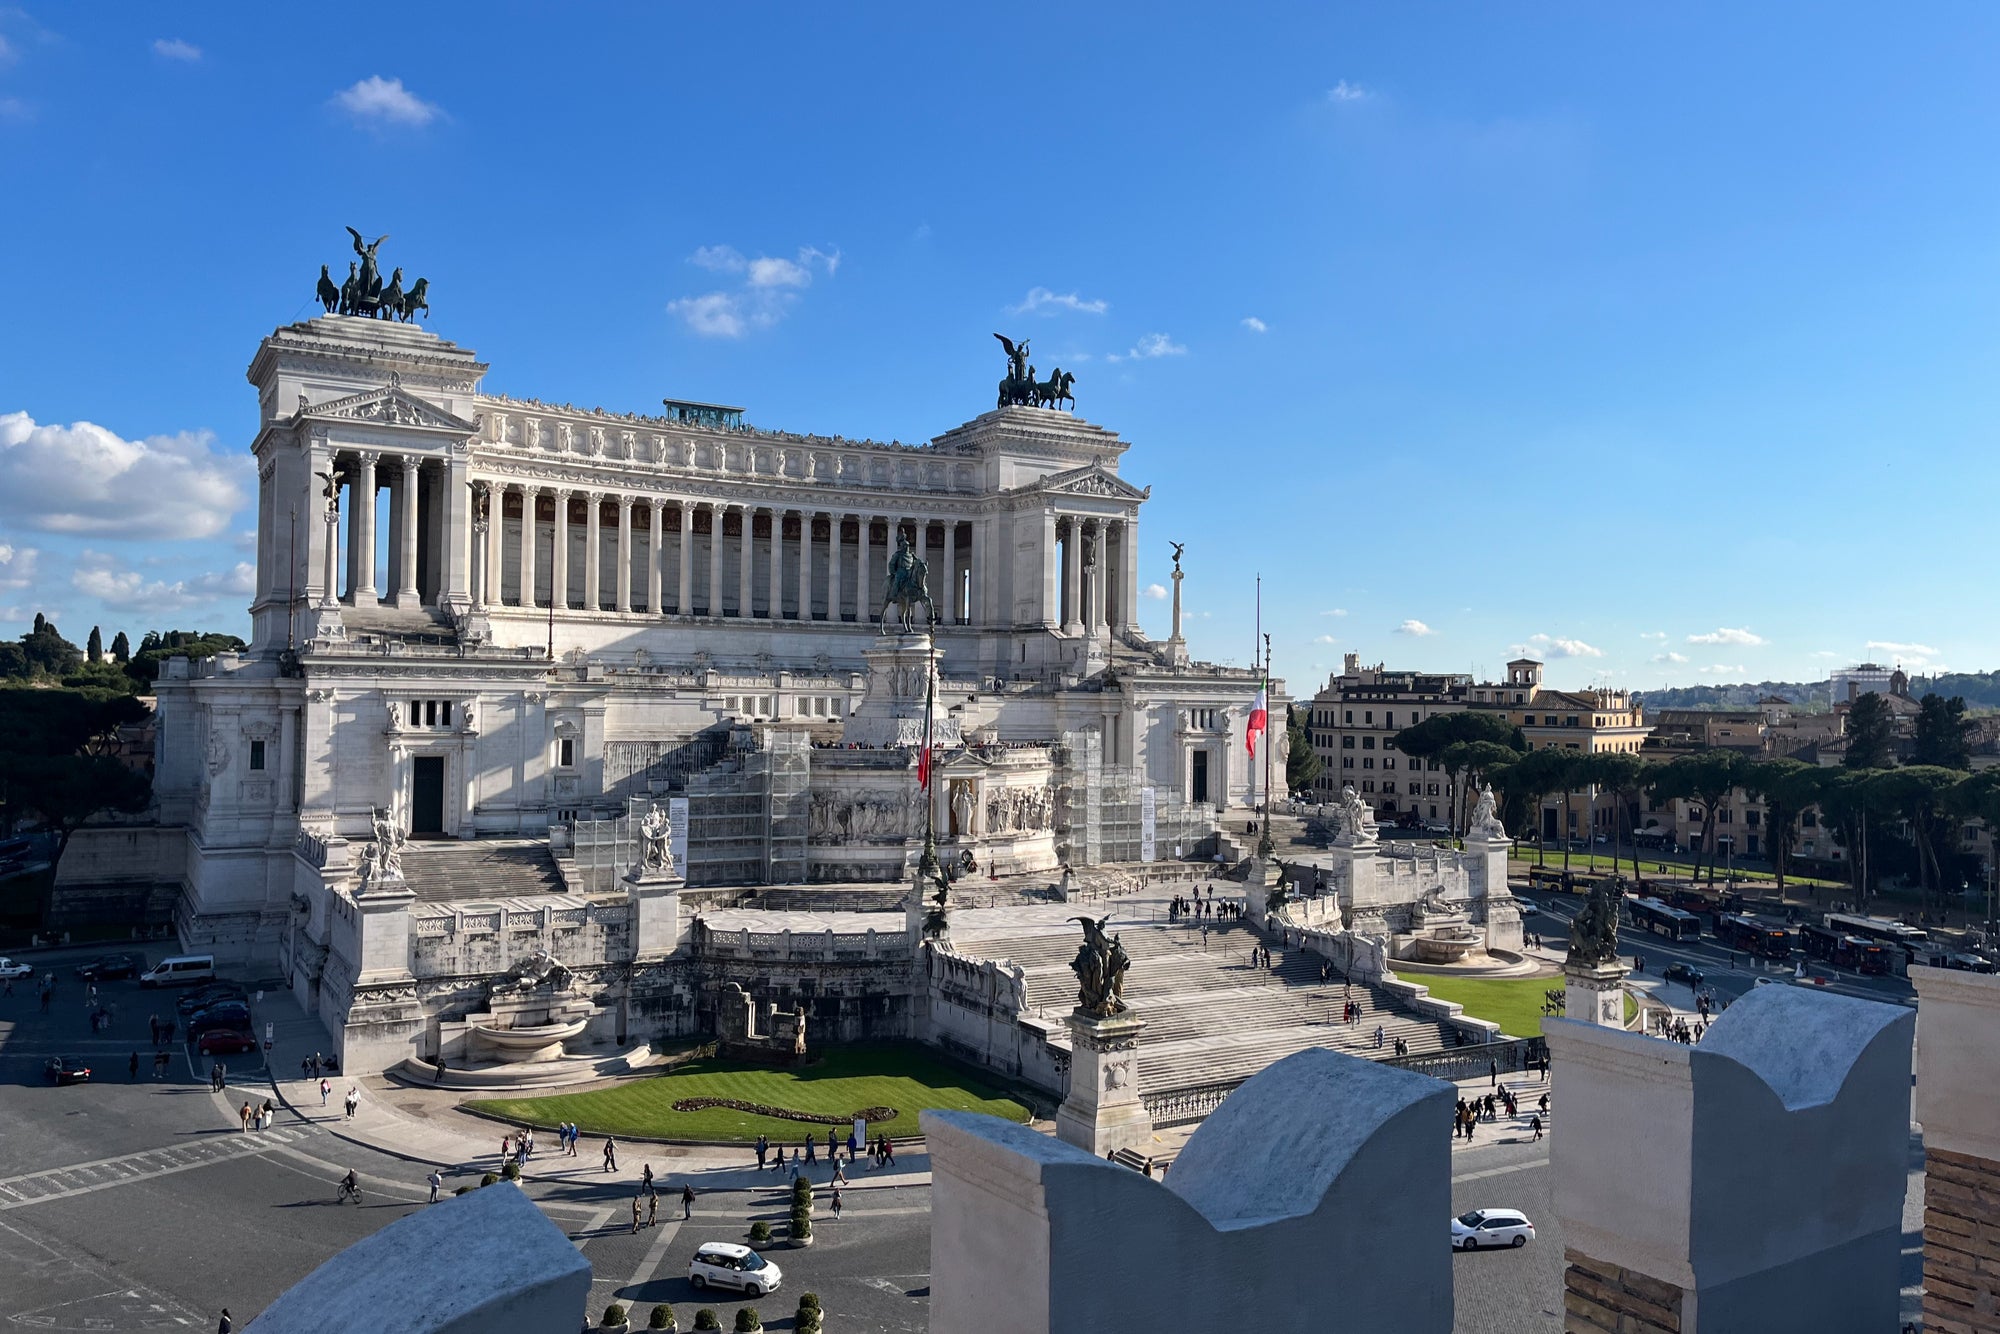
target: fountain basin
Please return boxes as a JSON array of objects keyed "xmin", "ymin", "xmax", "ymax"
[
  {"xmin": 471, "ymin": 1017, "xmax": 589, "ymax": 1063},
  {"xmin": 1414, "ymin": 930, "xmax": 1481, "ymax": 964}
]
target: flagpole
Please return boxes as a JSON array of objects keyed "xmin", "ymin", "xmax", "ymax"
[{"xmin": 1253, "ymin": 575, "xmax": 1260, "ymax": 828}]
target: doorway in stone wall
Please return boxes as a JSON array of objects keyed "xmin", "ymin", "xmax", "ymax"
[
  {"xmin": 411, "ymin": 756, "xmax": 445, "ymax": 837},
  {"xmin": 1191, "ymin": 750, "xmax": 1209, "ymax": 806}
]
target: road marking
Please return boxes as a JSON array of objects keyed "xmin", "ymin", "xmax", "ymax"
[
  {"xmin": 628, "ymin": 1219, "xmax": 683, "ymax": 1287},
  {"xmin": 0, "ymin": 1214, "xmax": 201, "ymax": 1327},
  {"xmin": 1454, "ymin": 1154, "xmax": 1549, "ymax": 1183},
  {"xmin": 0, "ymin": 1130, "xmax": 309, "ymax": 1211},
  {"xmin": 571, "ymin": 1207, "xmax": 616, "ymax": 1249}
]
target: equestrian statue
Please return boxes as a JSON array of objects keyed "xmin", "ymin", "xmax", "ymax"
[
  {"xmin": 879, "ymin": 525, "xmax": 936, "ymax": 633},
  {"xmin": 994, "ymin": 333, "xmax": 1077, "ymax": 411},
  {"xmin": 317, "ymin": 228, "xmax": 432, "ymax": 322}
]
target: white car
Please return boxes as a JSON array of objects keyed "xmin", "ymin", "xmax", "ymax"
[
  {"xmin": 688, "ymin": 1241, "xmax": 783, "ymax": 1296},
  {"xmin": 0, "ymin": 957, "xmax": 34, "ymax": 981},
  {"xmin": 1451, "ymin": 1207, "xmax": 1537, "ymax": 1250}
]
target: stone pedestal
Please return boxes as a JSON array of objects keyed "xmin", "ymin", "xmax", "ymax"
[
  {"xmin": 1910, "ymin": 966, "xmax": 2000, "ymax": 1333},
  {"xmin": 624, "ymin": 865, "xmax": 684, "ymax": 962},
  {"xmin": 353, "ymin": 883, "xmax": 416, "ymax": 983},
  {"xmin": 843, "ymin": 633, "xmax": 963, "ymax": 748},
  {"xmin": 1564, "ymin": 960, "xmax": 1631, "ymax": 1028},
  {"xmin": 1163, "ymin": 568, "xmax": 1189, "ymax": 667},
  {"xmin": 1056, "ymin": 1010, "xmax": 1153, "ymax": 1157}
]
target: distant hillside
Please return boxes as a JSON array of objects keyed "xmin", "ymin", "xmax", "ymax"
[{"xmin": 1640, "ymin": 668, "xmax": 2000, "ymax": 712}]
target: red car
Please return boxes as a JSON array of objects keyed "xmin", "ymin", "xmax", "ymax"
[{"xmin": 197, "ymin": 1028, "xmax": 260, "ymax": 1056}]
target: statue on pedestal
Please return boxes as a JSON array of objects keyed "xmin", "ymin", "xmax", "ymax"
[
  {"xmin": 369, "ymin": 805, "xmax": 406, "ymax": 884},
  {"xmin": 880, "ymin": 527, "xmax": 935, "ymax": 633},
  {"xmin": 1069, "ymin": 915, "xmax": 1132, "ymax": 1018},
  {"xmin": 637, "ymin": 804, "xmax": 675, "ymax": 878},
  {"xmin": 1468, "ymin": 784, "xmax": 1505, "ymax": 840},
  {"xmin": 1566, "ymin": 878, "xmax": 1623, "ymax": 967}
]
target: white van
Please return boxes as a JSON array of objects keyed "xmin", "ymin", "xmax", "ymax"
[{"xmin": 139, "ymin": 954, "xmax": 216, "ymax": 987}]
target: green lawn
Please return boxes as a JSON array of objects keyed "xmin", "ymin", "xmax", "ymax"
[
  {"xmin": 1414, "ymin": 974, "xmax": 1636, "ymax": 1037},
  {"xmin": 465, "ymin": 1043, "xmax": 1031, "ymax": 1144}
]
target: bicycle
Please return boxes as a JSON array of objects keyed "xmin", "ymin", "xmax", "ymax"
[{"xmin": 336, "ymin": 1180, "xmax": 362, "ymax": 1205}]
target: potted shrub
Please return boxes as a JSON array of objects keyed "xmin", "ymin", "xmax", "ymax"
[
  {"xmin": 788, "ymin": 1202, "xmax": 814, "ymax": 1247},
  {"xmin": 693, "ymin": 1311, "xmax": 720, "ymax": 1332},
  {"xmin": 733, "ymin": 1308, "xmax": 761, "ymax": 1334},
  {"xmin": 601, "ymin": 1304, "xmax": 629, "ymax": 1334},
  {"xmin": 501, "ymin": 1160, "xmax": 522, "ymax": 1183},
  {"xmin": 479, "ymin": 1172, "xmax": 499, "ymax": 1187},
  {"xmin": 647, "ymin": 1306, "xmax": 675, "ymax": 1331},
  {"xmin": 795, "ymin": 1294, "xmax": 822, "ymax": 1334},
  {"xmin": 748, "ymin": 1220, "xmax": 772, "ymax": 1246},
  {"xmin": 791, "ymin": 1177, "xmax": 814, "ymax": 1209}
]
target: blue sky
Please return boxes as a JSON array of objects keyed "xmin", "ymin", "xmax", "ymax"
[{"xmin": 3, "ymin": 5, "xmax": 1999, "ymax": 696}]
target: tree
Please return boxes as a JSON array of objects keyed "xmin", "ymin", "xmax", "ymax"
[
  {"xmin": 1439, "ymin": 739, "xmax": 1522, "ymax": 835},
  {"xmin": 1586, "ymin": 752, "xmax": 1650, "ymax": 883},
  {"xmin": 86, "ymin": 626, "xmax": 103, "ymax": 664},
  {"xmin": 0, "ymin": 688, "xmax": 153, "ymax": 889},
  {"xmin": 1816, "ymin": 769, "xmax": 1877, "ymax": 904},
  {"xmin": 13, "ymin": 616, "xmax": 82, "ymax": 678},
  {"xmin": 1866, "ymin": 765, "xmax": 1965, "ymax": 913},
  {"xmin": 125, "ymin": 630, "xmax": 248, "ymax": 684},
  {"xmin": 110, "ymin": 631, "xmax": 130, "ymax": 664},
  {"xmin": 1843, "ymin": 693, "xmax": 1895, "ymax": 770},
  {"xmin": 1647, "ymin": 749, "xmax": 1747, "ymax": 885},
  {"xmin": 1498, "ymin": 747, "xmax": 1571, "ymax": 865},
  {"xmin": 1395, "ymin": 711, "xmax": 1521, "ymax": 832},
  {"xmin": 1912, "ymin": 694, "xmax": 1971, "ymax": 770},
  {"xmin": 1743, "ymin": 758, "xmax": 1822, "ymax": 899},
  {"xmin": 1284, "ymin": 705, "xmax": 1322, "ymax": 793}
]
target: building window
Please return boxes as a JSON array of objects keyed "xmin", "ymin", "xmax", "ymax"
[
  {"xmin": 249, "ymin": 740, "xmax": 266, "ymax": 771},
  {"xmin": 1363, "ymin": 757, "xmax": 1374, "ymax": 769},
  {"xmin": 1746, "ymin": 810, "xmax": 1761, "ymax": 827},
  {"xmin": 1342, "ymin": 736, "xmax": 1355, "ymax": 749},
  {"xmin": 1428, "ymin": 783, "xmax": 1440, "ymax": 796},
  {"xmin": 1719, "ymin": 809, "xmax": 1733, "ymax": 824},
  {"xmin": 1342, "ymin": 757, "xmax": 1354, "ymax": 769},
  {"xmin": 1382, "ymin": 781, "xmax": 1396, "ymax": 794},
  {"xmin": 557, "ymin": 738, "xmax": 575, "ymax": 768},
  {"xmin": 1365, "ymin": 711, "xmax": 1374, "ymax": 725},
  {"xmin": 1344, "ymin": 710, "xmax": 1353, "ymax": 724},
  {"xmin": 1362, "ymin": 737, "xmax": 1375, "ymax": 750},
  {"xmin": 1362, "ymin": 780, "xmax": 1374, "ymax": 793},
  {"xmin": 1383, "ymin": 711, "xmax": 1394, "ymax": 727},
  {"xmin": 1564, "ymin": 716, "xmax": 1578, "ymax": 727}
]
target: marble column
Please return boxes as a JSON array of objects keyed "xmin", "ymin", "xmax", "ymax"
[
  {"xmin": 442, "ymin": 455, "xmax": 473, "ymax": 613},
  {"xmin": 1118, "ymin": 516, "xmax": 1141, "ymax": 634},
  {"xmin": 940, "ymin": 522, "xmax": 958, "ymax": 626},
  {"xmin": 797, "ymin": 511, "xmax": 815, "ymax": 620},
  {"xmin": 737, "ymin": 504, "xmax": 753, "ymax": 617},
  {"xmin": 968, "ymin": 518, "xmax": 986, "ymax": 626},
  {"xmin": 342, "ymin": 456, "xmax": 361, "ymax": 605},
  {"xmin": 394, "ymin": 456, "xmax": 421, "ymax": 608},
  {"xmin": 1041, "ymin": 509, "xmax": 1059, "ymax": 629},
  {"xmin": 828, "ymin": 514, "xmax": 845, "ymax": 623},
  {"xmin": 352, "ymin": 451, "xmax": 378, "ymax": 606},
  {"xmin": 646, "ymin": 500, "xmax": 663, "ymax": 614},
  {"xmin": 479, "ymin": 483, "xmax": 501, "ymax": 609},
  {"xmin": 1088, "ymin": 519, "xmax": 1108, "ymax": 633},
  {"xmin": 552, "ymin": 490, "xmax": 570, "ymax": 609},
  {"xmin": 518, "ymin": 487, "xmax": 538, "ymax": 607},
  {"xmin": 470, "ymin": 494, "xmax": 489, "ymax": 610},
  {"xmin": 706, "ymin": 503, "xmax": 724, "ymax": 616},
  {"xmin": 856, "ymin": 516, "xmax": 876, "ymax": 627},
  {"xmin": 764, "ymin": 509, "xmax": 782, "ymax": 618},
  {"xmin": 1061, "ymin": 516, "xmax": 1082, "ymax": 635},
  {"xmin": 615, "ymin": 495, "xmax": 634, "ymax": 613},
  {"xmin": 319, "ymin": 488, "xmax": 341, "ymax": 610},
  {"xmin": 583, "ymin": 492, "xmax": 603, "ymax": 612},
  {"xmin": 676, "ymin": 503, "xmax": 693, "ymax": 615}
]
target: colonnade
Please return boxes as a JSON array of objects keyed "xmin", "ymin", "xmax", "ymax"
[
  {"xmin": 326, "ymin": 449, "xmax": 452, "ymax": 610},
  {"xmin": 1052, "ymin": 513, "xmax": 1134, "ymax": 636},
  {"xmin": 474, "ymin": 488, "xmax": 988, "ymax": 625}
]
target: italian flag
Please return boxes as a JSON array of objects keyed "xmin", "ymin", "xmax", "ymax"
[
  {"xmin": 917, "ymin": 744, "xmax": 933, "ymax": 790},
  {"xmin": 1246, "ymin": 680, "xmax": 1268, "ymax": 756}
]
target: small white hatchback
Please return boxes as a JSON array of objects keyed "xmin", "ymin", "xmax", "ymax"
[
  {"xmin": 1451, "ymin": 1208, "xmax": 1537, "ymax": 1250},
  {"xmin": 689, "ymin": 1242, "xmax": 784, "ymax": 1296}
]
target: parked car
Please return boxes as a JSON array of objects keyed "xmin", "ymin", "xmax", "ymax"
[
  {"xmin": 0, "ymin": 957, "xmax": 33, "ymax": 981},
  {"xmin": 186, "ymin": 1002, "xmax": 254, "ymax": 1038},
  {"xmin": 1661, "ymin": 963, "xmax": 1704, "ymax": 988},
  {"xmin": 1451, "ymin": 1208, "xmax": 1536, "ymax": 1251},
  {"xmin": 176, "ymin": 983, "xmax": 247, "ymax": 1016},
  {"xmin": 197, "ymin": 1028, "xmax": 261, "ymax": 1056},
  {"xmin": 45, "ymin": 1056, "xmax": 92, "ymax": 1085},
  {"xmin": 1517, "ymin": 902, "xmax": 1541, "ymax": 917},
  {"xmin": 688, "ymin": 1242, "xmax": 783, "ymax": 1296},
  {"xmin": 75, "ymin": 953, "xmax": 144, "ymax": 981}
]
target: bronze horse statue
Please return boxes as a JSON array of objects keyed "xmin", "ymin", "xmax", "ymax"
[
  {"xmin": 879, "ymin": 526, "xmax": 936, "ymax": 633},
  {"xmin": 1033, "ymin": 368, "xmax": 1075, "ymax": 411},
  {"xmin": 395, "ymin": 277, "xmax": 430, "ymax": 323}
]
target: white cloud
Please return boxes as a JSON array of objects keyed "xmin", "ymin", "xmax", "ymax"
[
  {"xmin": 1652, "ymin": 650, "xmax": 1689, "ymax": 665},
  {"xmin": 1528, "ymin": 633, "xmax": 1603, "ymax": 659},
  {"xmin": 1010, "ymin": 287, "xmax": 1108, "ymax": 316},
  {"xmin": 1319, "ymin": 608, "xmax": 1347, "ymax": 617},
  {"xmin": 0, "ymin": 540, "xmax": 39, "ymax": 591},
  {"xmin": 1108, "ymin": 332, "xmax": 1188, "ymax": 362},
  {"xmin": 1639, "ymin": 631, "xmax": 1666, "ymax": 641},
  {"xmin": 671, "ymin": 245, "xmax": 839, "ymax": 338},
  {"xmin": 1698, "ymin": 664, "xmax": 1745, "ymax": 676},
  {"xmin": 72, "ymin": 554, "xmax": 254, "ymax": 613},
  {"xmin": 152, "ymin": 38, "xmax": 201, "ymax": 61},
  {"xmin": 1686, "ymin": 627, "xmax": 1765, "ymax": 646},
  {"xmin": 1395, "ymin": 619, "xmax": 1433, "ymax": 637},
  {"xmin": 1314, "ymin": 634, "xmax": 1338, "ymax": 645},
  {"xmin": 0, "ymin": 412, "xmax": 249, "ymax": 539},
  {"xmin": 333, "ymin": 76, "xmax": 441, "ymax": 128},
  {"xmin": 1809, "ymin": 650, "xmax": 1841, "ymax": 660},
  {"xmin": 1142, "ymin": 583, "xmax": 1167, "ymax": 600},
  {"xmin": 1240, "ymin": 316, "xmax": 1267, "ymax": 333},
  {"xmin": 1327, "ymin": 80, "xmax": 1370, "ymax": 103},
  {"xmin": 1865, "ymin": 639, "xmax": 1937, "ymax": 657}
]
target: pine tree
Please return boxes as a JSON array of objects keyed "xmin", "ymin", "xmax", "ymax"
[
  {"xmin": 110, "ymin": 631, "xmax": 130, "ymax": 664},
  {"xmin": 87, "ymin": 626, "xmax": 103, "ymax": 663}
]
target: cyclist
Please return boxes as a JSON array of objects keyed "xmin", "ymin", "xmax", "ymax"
[{"xmin": 337, "ymin": 1169, "xmax": 360, "ymax": 1203}]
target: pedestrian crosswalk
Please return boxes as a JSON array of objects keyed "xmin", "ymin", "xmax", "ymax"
[{"xmin": 0, "ymin": 1127, "xmax": 313, "ymax": 1211}]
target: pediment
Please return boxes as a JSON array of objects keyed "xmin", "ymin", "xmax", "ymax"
[
  {"xmin": 301, "ymin": 383, "xmax": 475, "ymax": 434},
  {"xmin": 1033, "ymin": 461, "xmax": 1150, "ymax": 502}
]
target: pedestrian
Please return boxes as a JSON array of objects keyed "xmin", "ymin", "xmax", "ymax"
[
  {"xmin": 524, "ymin": 1128, "xmax": 535, "ymax": 1161},
  {"xmin": 630, "ymin": 1194, "xmax": 642, "ymax": 1234},
  {"xmin": 218, "ymin": 1309, "xmax": 232, "ymax": 1334},
  {"xmin": 568, "ymin": 1123, "xmax": 579, "ymax": 1157},
  {"xmin": 319, "ymin": 1077, "xmax": 330, "ymax": 1107},
  {"xmin": 501, "ymin": 1135, "xmax": 512, "ymax": 1165},
  {"xmin": 129, "ymin": 1051, "xmax": 139, "ymax": 1080},
  {"xmin": 261, "ymin": 1099, "xmax": 274, "ymax": 1129},
  {"xmin": 239, "ymin": 1102, "xmax": 252, "ymax": 1132},
  {"xmin": 832, "ymin": 1159, "xmax": 847, "ymax": 1185},
  {"xmin": 827, "ymin": 1127, "xmax": 838, "ymax": 1161},
  {"xmin": 153, "ymin": 1051, "xmax": 169, "ymax": 1079},
  {"xmin": 642, "ymin": 1162, "xmax": 654, "ymax": 1192},
  {"xmin": 434, "ymin": 1055, "xmax": 447, "ymax": 1084},
  {"xmin": 1538, "ymin": 1092, "xmax": 1550, "ymax": 1116},
  {"xmin": 344, "ymin": 1087, "xmax": 359, "ymax": 1120},
  {"xmin": 755, "ymin": 1134, "xmax": 768, "ymax": 1169},
  {"xmin": 804, "ymin": 1135, "xmax": 816, "ymax": 1165},
  {"xmin": 1530, "ymin": 1115, "xmax": 1543, "ymax": 1141},
  {"xmin": 647, "ymin": 1189, "xmax": 658, "ymax": 1228},
  {"xmin": 423, "ymin": 1167, "xmax": 443, "ymax": 1202},
  {"xmin": 149, "ymin": 1014, "xmax": 160, "ymax": 1045},
  {"xmin": 1636, "ymin": 954, "xmax": 1645, "ymax": 973},
  {"xmin": 883, "ymin": 1136, "xmax": 895, "ymax": 1167},
  {"xmin": 1489, "ymin": 1058, "xmax": 1499, "ymax": 1088},
  {"xmin": 830, "ymin": 1186, "xmax": 842, "ymax": 1220},
  {"xmin": 773, "ymin": 1145, "xmax": 786, "ymax": 1174},
  {"xmin": 603, "ymin": 1137, "xmax": 617, "ymax": 1173},
  {"xmin": 681, "ymin": 1183, "xmax": 695, "ymax": 1220},
  {"xmin": 1373, "ymin": 1024, "xmax": 1384, "ymax": 1049}
]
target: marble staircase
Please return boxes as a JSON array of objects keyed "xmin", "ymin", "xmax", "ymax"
[{"xmin": 396, "ymin": 839, "xmax": 568, "ymax": 903}]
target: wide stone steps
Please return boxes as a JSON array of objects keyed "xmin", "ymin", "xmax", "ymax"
[{"xmin": 397, "ymin": 840, "xmax": 567, "ymax": 903}]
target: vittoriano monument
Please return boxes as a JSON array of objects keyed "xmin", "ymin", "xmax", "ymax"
[
  {"xmin": 316, "ymin": 228, "xmax": 431, "ymax": 323},
  {"xmin": 880, "ymin": 525, "xmax": 937, "ymax": 633},
  {"xmin": 993, "ymin": 333, "xmax": 1076, "ymax": 410},
  {"xmin": 1069, "ymin": 915, "xmax": 1132, "ymax": 1017}
]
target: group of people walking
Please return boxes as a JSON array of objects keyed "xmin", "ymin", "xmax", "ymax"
[{"xmin": 1168, "ymin": 886, "xmax": 1237, "ymax": 922}]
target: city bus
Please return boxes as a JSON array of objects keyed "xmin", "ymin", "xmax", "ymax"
[
  {"xmin": 1628, "ymin": 897, "xmax": 1702, "ymax": 942},
  {"xmin": 1801, "ymin": 923, "xmax": 1889, "ymax": 974},
  {"xmin": 1823, "ymin": 913, "xmax": 1929, "ymax": 962},
  {"xmin": 1525, "ymin": 868, "xmax": 1619, "ymax": 895},
  {"xmin": 1716, "ymin": 913, "xmax": 1795, "ymax": 960},
  {"xmin": 1666, "ymin": 885, "xmax": 1745, "ymax": 919}
]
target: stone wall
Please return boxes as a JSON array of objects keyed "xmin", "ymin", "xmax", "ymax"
[
  {"xmin": 1562, "ymin": 1249, "xmax": 1684, "ymax": 1334},
  {"xmin": 1921, "ymin": 1147, "xmax": 2000, "ymax": 1333},
  {"xmin": 923, "ymin": 941, "xmax": 1067, "ymax": 1097}
]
